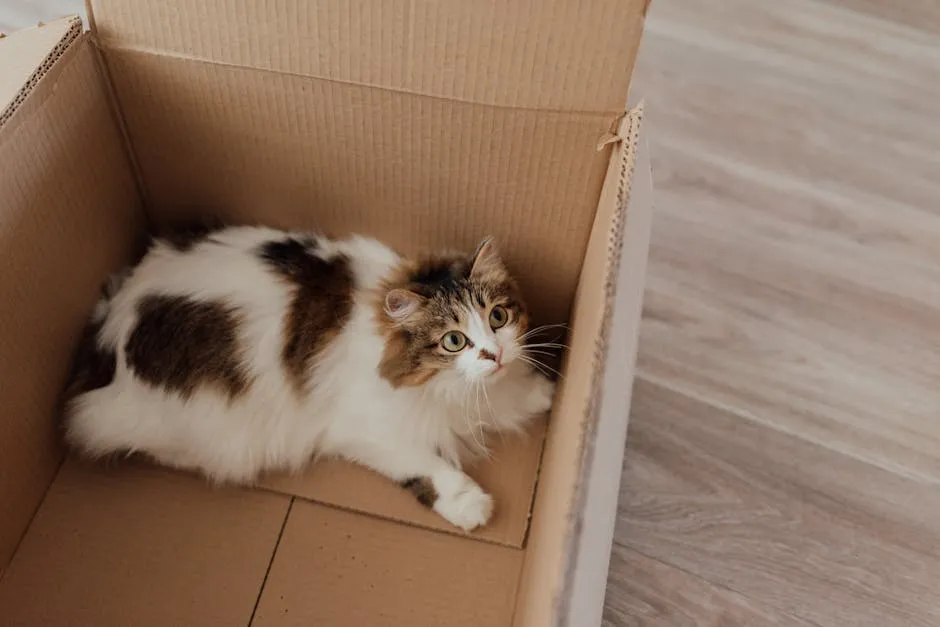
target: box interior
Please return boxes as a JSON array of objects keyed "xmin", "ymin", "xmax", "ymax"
[{"xmin": 0, "ymin": 3, "xmax": 651, "ymax": 624}]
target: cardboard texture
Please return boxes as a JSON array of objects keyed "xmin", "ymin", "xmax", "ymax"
[
  {"xmin": 0, "ymin": 2, "xmax": 653, "ymax": 624},
  {"xmin": 102, "ymin": 47, "xmax": 613, "ymax": 324},
  {"xmin": 253, "ymin": 501, "xmax": 523, "ymax": 627},
  {"xmin": 0, "ymin": 19, "xmax": 141, "ymax": 571},
  {"xmin": 261, "ymin": 419, "xmax": 546, "ymax": 547},
  {"xmin": 90, "ymin": 0, "xmax": 646, "ymax": 110},
  {"xmin": 0, "ymin": 461, "xmax": 291, "ymax": 627},
  {"xmin": 561, "ymin": 113, "xmax": 653, "ymax": 627},
  {"xmin": 512, "ymin": 108, "xmax": 647, "ymax": 627},
  {"xmin": 0, "ymin": 18, "xmax": 80, "ymax": 126}
]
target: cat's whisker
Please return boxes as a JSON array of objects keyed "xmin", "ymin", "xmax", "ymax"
[
  {"xmin": 518, "ymin": 355, "xmax": 565, "ymax": 380},
  {"xmin": 518, "ymin": 324, "xmax": 570, "ymax": 342},
  {"xmin": 523, "ymin": 342, "xmax": 569, "ymax": 350},
  {"xmin": 460, "ymin": 380, "xmax": 486, "ymax": 456},
  {"xmin": 522, "ymin": 348, "xmax": 557, "ymax": 358},
  {"xmin": 468, "ymin": 381, "xmax": 489, "ymax": 457},
  {"xmin": 480, "ymin": 381, "xmax": 505, "ymax": 445}
]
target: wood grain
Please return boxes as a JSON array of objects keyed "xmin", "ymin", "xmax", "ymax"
[
  {"xmin": 603, "ymin": 545, "xmax": 813, "ymax": 627},
  {"xmin": 616, "ymin": 380, "xmax": 940, "ymax": 627},
  {"xmin": 634, "ymin": 0, "xmax": 940, "ymax": 483},
  {"xmin": 606, "ymin": 0, "xmax": 940, "ymax": 624}
]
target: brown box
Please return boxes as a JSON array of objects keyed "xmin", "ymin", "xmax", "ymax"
[{"xmin": 0, "ymin": 3, "xmax": 652, "ymax": 625}]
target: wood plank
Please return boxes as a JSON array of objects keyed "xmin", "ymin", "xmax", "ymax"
[
  {"xmin": 615, "ymin": 379, "xmax": 940, "ymax": 627},
  {"xmin": 603, "ymin": 544, "xmax": 812, "ymax": 627},
  {"xmin": 631, "ymin": 0, "xmax": 940, "ymax": 482}
]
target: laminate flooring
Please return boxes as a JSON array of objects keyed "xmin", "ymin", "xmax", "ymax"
[{"xmin": 604, "ymin": 0, "xmax": 940, "ymax": 624}]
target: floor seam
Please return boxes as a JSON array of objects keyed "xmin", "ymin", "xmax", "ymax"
[
  {"xmin": 634, "ymin": 372, "xmax": 940, "ymax": 488},
  {"xmin": 247, "ymin": 496, "xmax": 294, "ymax": 626},
  {"xmin": 609, "ymin": 540, "xmax": 826, "ymax": 627}
]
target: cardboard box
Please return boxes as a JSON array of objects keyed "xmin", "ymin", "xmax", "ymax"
[{"xmin": 0, "ymin": 3, "xmax": 652, "ymax": 625}]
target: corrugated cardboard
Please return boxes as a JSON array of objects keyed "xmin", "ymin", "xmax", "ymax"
[
  {"xmin": 0, "ymin": 18, "xmax": 141, "ymax": 571},
  {"xmin": 512, "ymin": 107, "xmax": 647, "ymax": 627},
  {"xmin": 89, "ymin": 0, "xmax": 646, "ymax": 110},
  {"xmin": 560, "ymin": 111, "xmax": 652, "ymax": 627},
  {"xmin": 253, "ymin": 500, "xmax": 523, "ymax": 627},
  {"xmin": 0, "ymin": 3, "xmax": 653, "ymax": 625},
  {"xmin": 0, "ymin": 461, "xmax": 290, "ymax": 627},
  {"xmin": 100, "ymin": 47, "xmax": 613, "ymax": 324},
  {"xmin": 0, "ymin": 19, "xmax": 80, "ymax": 125},
  {"xmin": 260, "ymin": 419, "xmax": 546, "ymax": 547}
]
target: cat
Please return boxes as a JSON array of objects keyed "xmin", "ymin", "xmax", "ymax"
[{"xmin": 63, "ymin": 224, "xmax": 556, "ymax": 531}]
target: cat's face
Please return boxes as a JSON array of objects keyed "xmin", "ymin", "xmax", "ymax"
[{"xmin": 378, "ymin": 239, "xmax": 529, "ymax": 387}]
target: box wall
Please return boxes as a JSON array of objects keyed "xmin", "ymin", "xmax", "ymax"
[
  {"xmin": 89, "ymin": 0, "xmax": 647, "ymax": 110},
  {"xmin": 0, "ymin": 31, "xmax": 142, "ymax": 571},
  {"xmin": 561, "ymin": 123, "xmax": 653, "ymax": 627},
  {"xmin": 99, "ymin": 48, "xmax": 615, "ymax": 324},
  {"xmin": 512, "ymin": 107, "xmax": 648, "ymax": 627}
]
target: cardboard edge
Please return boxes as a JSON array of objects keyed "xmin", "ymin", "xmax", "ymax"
[
  {"xmin": 93, "ymin": 42, "xmax": 627, "ymax": 117},
  {"xmin": 509, "ymin": 104, "xmax": 648, "ymax": 627},
  {"xmin": 0, "ymin": 23, "xmax": 108, "ymax": 573},
  {"xmin": 558, "ymin": 109, "xmax": 653, "ymax": 627},
  {"xmin": 0, "ymin": 16, "xmax": 82, "ymax": 130},
  {"xmin": 255, "ymin": 416, "xmax": 548, "ymax": 549},
  {"xmin": 85, "ymin": 0, "xmax": 152, "ymax": 217},
  {"xmin": 86, "ymin": 36, "xmax": 153, "ymax": 218}
]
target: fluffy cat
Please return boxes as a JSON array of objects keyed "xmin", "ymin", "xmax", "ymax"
[{"xmin": 63, "ymin": 224, "xmax": 556, "ymax": 531}]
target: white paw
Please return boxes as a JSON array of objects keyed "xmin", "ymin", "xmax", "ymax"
[
  {"xmin": 526, "ymin": 375, "xmax": 556, "ymax": 415},
  {"xmin": 434, "ymin": 478, "xmax": 494, "ymax": 532}
]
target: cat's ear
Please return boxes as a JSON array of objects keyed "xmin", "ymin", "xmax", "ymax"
[
  {"xmin": 470, "ymin": 237, "xmax": 506, "ymax": 280},
  {"xmin": 385, "ymin": 289, "xmax": 426, "ymax": 322}
]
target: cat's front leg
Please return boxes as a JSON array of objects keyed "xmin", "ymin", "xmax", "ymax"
[
  {"xmin": 340, "ymin": 442, "xmax": 493, "ymax": 531},
  {"xmin": 524, "ymin": 371, "xmax": 556, "ymax": 415}
]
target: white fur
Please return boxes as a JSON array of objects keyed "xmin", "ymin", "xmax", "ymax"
[{"xmin": 65, "ymin": 227, "xmax": 554, "ymax": 531}]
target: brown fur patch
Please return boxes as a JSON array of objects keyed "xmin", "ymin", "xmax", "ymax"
[
  {"xmin": 374, "ymin": 246, "xmax": 528, "ymax": 388},
  {"xmin": 64, "ymin": 317, "xmax": 116, "ymax": 400},
  {"xmin": 258, "ymin": 236, "xmax": 354, "ymax": 392},
  {"xmin": 157, "ymin": 216, "xmax": 226, "ymax": 252},
  {"xmin": 125, "ymin": 294, "xmax": 250, "ymax": 400},
  {"xmin": 400, "ymin": 477, "xmax": 438, "ymax": 507}
]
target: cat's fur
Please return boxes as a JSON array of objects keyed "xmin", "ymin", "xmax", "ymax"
[{"xmin": 63, "ymin": 224, "xmax": 555, "ymax": 531}]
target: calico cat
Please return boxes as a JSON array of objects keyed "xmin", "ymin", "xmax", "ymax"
[{"xmin": 63, "ymin": 225, "xmax": 556, "ymax": 531}]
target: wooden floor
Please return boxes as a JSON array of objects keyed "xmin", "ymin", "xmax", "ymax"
[{"xmin": 605, "ymin": 0, "xmax": 940, "ymax": 625}]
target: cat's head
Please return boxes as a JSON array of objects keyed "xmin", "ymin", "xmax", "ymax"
[{"xmin": 377, "ymin": 238, "xmax": 529, "ymax": 387}]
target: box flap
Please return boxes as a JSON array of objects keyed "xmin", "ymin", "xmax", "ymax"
[
  {"xmin": 0, "ymin": 17, "xmax": 81, "ymax": 129},
  {"xmin": 88, "ymin": 0, "xmax": 647, "ymax": 111},
  {"xmin": 261, "ymin": 418, "xmax": 546, "ymax": 548},
  {"xmin": 560, "ymin": 108, "xmax": 652, "ymax": 627},
  {"xmin": 512, "ymin": 105, "xmax": 650, "ymax": 627},
  {"xmin": 253, "ymin": 500, "xmax": 522, "ymax": 626},
  {"xmin": 0, "ymin": 461, "xmax": 291, "ymax": 627},
  {"xmin": 0, "ymin": 24, "xmax": 142, "ymax": 572},
  {"xmin": 100, "ymin": 48, "xmax": 614, "ymax": 324}
]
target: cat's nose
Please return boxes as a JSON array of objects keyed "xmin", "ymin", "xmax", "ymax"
[{"xmin": 478, "ymin": 347, "xmax": 502, "ymax": 365}]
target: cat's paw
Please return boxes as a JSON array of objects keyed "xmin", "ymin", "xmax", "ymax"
[
  {"xmin": 525, "ymin": 375, "xmax": 556, "ymax": 415},
  {"xmin": 434, "ymin": 477, "xmax": 494, "ymax": 532}
]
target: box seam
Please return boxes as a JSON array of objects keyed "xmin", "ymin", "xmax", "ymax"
[
  {"xmin": 247, "ymin": 497, "xmax": 294, "ymax": 627},
  {"xmin": 554, "ymin": 104, "xmax": 645, "ymax": 627},
  {"xmin": 97, "ymin": 43, "xmax": 625, "ymax": 118},
  {"xmin": 0, "ymin": 17, "xmax": 82, "ymax": 131},
  {"xmin": 0, "ymin": 456, "xmax": 66, "ymax": 580},
  {"xmin": 255, "ymin": 487, "xmax": 527, "ymax": 550},
  {"xmin": 86, "ymin": 0, "xmax": 153, "ymax": 229}
]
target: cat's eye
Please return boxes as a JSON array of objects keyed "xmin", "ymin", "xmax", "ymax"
[
  {"xmin": 441, "ymin": 331, "xmax": 468, "ymax": 352},
  {"xmin": 489, "ymin": 305, "xmax": 509, "ymax": 330}
]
